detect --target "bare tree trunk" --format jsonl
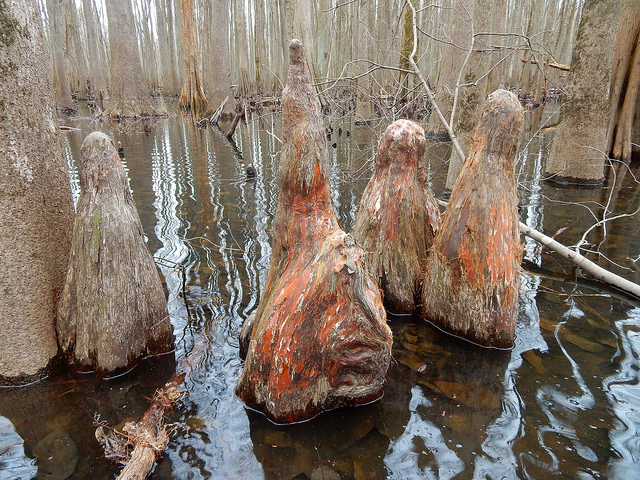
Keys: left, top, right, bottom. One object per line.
{"left": 0, "top": 0, "right": 74, "bottom": 383}
{"left": 422, "top": 90, "right": 524, "bottom": 348}
{"left": 545, "top": 0, "right": 622, "bottom": 183}
{"left": 56, "top": 132, "right": 173, "bottom": 374}
{"left": 202, "top": 0, "right": 230, "bottom": 113}
{"left": 353, "top": 120, "right": 440, "bottom": 313}
{"left": 102, "top": 0, "right": 158, "bottom": 118}
{"left": 82, "top": 0, "right": 107, "bottom": 107}
{"left": 179, "top": 0, "right": 208, "bottom": 117}
{"left": 46, "top": 0, "right": 75, "bottom": 112}
{"left": 236, "top": 41, "right": 392, "bottom": 424}
{"left": 606, "top": 0, "right": 640, "bottom": 163}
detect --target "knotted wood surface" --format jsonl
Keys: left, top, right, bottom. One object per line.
{"left": 57, "top": 132, "right": 173, "bottom": 374}
{"left": 421, "top": 89, "right": 524, "bottom": 348}
{"left": 236, "top": 40, "right": 392, "bottom": 424}
{"left": 353, "top": 119, "right": 440, "bottom": 313}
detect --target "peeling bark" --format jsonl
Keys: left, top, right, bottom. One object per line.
{"left": 57, "top": 132, "right": 174, "bottom": 374}
{"left": 236, "top": 40, "right": 392, "bottom": 424}
{"left": 421, "top": 89, "right": 524, "bottom": 348}
{"left": 353, "top": 120, "right": 440, "bottom": 313}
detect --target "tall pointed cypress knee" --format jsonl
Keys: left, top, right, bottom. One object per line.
{"left": 57, "top": 132, "right": 174, "bottom": 374}
{"left": 353, "top": 120, "right": 440, "bottom": 313}
{"left": 421, "top": 90, "right": 524, "bottom": 348}
{"left": 236, "top": 40, "right": 392, "bottom": 424}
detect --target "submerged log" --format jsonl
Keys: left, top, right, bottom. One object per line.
{"left": 353, "top": 120, "right": 440, "bottom": 313}
{"left": 421, "top": 89, "right": 524, "bottom": 348}
{"left": 57, "top": 132, "right": 174, "bottom": 374}
{"left": 236, "top": 40, "right": 392, "bottom": 424}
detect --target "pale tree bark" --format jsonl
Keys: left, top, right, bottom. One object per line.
{"left": 65, "top": 0, "right": 89, "bottom": 100}
{"left": 606, "top": 0, "right": 640, "bottom": 163}
{"left": 0, "top": 0, "right": 74, "bottom": 383}
{"left": 202, "top": 0, "right": 230, "bottom": 112}
{"left": 285, "top": 0, "right": 318, "bottom": 83}
{"left": 179, "top": 0, "right": 207, "bottom": 117}
{"left": 157, "top": 0, "right": 181, "bottom": 96}
{"left": 82, "top": 0, "right": 107, "bottom": 106}
{"left": 46, "top": 0, "right": 74, "bottom": 112}
{"left": 102, "top": 0, "right": 158, "bottom": 117}
{"left": 545, "top": 0, "right": 622, "bottom": 184}
{"left": 354, "top": 1, "right": 373, "bottom": 121}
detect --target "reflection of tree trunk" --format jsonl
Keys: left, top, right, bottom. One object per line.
{"left": 0, "top": 1, "right": 74, "bottom": 382}
{"left": 422, "top": 90, "right": 524, "bottom": 348}
{"left": 103, "top": 0, "right": 157, "bottom": 118}
{"left": 606, "top": 1, "right": 640, "bottom": 163}
{"left": 236, "top": 41, "right": 391, "bottom": 424}
{"left": 179, "top": 0, "right": 208, "bottom": 117}
{"left": 545, "top": 0, "right": 621, "bottom": 183}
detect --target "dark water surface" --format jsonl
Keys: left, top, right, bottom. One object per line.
{"left": 2, "top": 108, "right": 640, "bottom": 479}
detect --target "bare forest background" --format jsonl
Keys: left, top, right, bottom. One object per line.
{"left": 43, "top": 0, "right": 582, "bottom": 127}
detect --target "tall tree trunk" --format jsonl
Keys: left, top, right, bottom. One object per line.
{"left": 236, "top": 41, "right": 392, "bottom": 424}
{"left": 353, "top": 120, "right": 440, "bottom": 313}
{"left": 157, "top": 0, "right": 181, "bottom": 96}
{"left": 606, "top": 0, "right": 640, "bottom": 163}
{"left": 82, "top": 0, "right": 107, "bottom": 107}
{"left": 102, "top": 0, "right": 158, "bottom": 117}
{"left": 46, "top": 0, "right": 75, "bottom": 112}
{"left": 0, "top": 0, "right": 74, "bottom": 383}
{"left": 202, "top": 0, "right": 230, "bottom": 113}
{"left": 545, "top": 0, "right": 622, "bottom": 183}
{"left": 421, "top": 90, "right": 524, "bottom": 348}
{"left": 56, "top": 132, "right": 174, "bottom": 374}
{"left": 179, "top": 0, "right": 208, "bottom": 117}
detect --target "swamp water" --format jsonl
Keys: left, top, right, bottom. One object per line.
{"left": 1, "top": 109, "right": 640, "bottom": 479}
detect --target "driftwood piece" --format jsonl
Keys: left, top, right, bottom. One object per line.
{"left": 236, "top": 40, "right": 392, "bottom": 424}
{"left": 353, "top": 120, "right": 440, "bottom": 313}
{"left": 57, "top": 132, "right": 173, "bottom": 374}
{"left": 421, "top": 89, "right": 524, "bottom": 348}
{"left": 96, "top": 335, "right": 209, "bottom": 480}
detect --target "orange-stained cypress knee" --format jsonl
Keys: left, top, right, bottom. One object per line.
{"left": 353, "top": 119, "right": 440, "bottom": 313}
{"left": 421, "top": 89, "right": 524, "bottom": 348}
{"left": 236, "top": 40, "right": 392, "bottom": 424}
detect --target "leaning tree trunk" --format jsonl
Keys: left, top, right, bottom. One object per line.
{"left": 236, "top": 40, "right": 392, "bottom": 424}
{"left": 353, "top": 119, "right": 440, "bottom": 313}
{"left": 0, "top": 0, "right": 74, "bottom": 383}
{"left": 421, "top": 89, "right": 524, "bottom": 348}
{"left": 57, "top": 132, "right": 174, "bottom": 374}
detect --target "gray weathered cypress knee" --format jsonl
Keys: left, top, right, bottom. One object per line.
{"left": 57, "top": 132, "right": 174, "bottom": 374}
{"left": 353, "top": 119, "right": 441, "bottom": 313}
{"left": 421, "top": 89, "right": 524, "bottom": 348}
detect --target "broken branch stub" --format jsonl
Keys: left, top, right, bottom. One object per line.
{"left": 421, "top": 89, "right": 524, "bottom": 348}
{"left": 353, "top": 119, "right": 440, "bottom": 313}
{"left": 57, "top": 132, "right": 174, "bottom": 374}
{"left": 236, "top": 40, "right": 392, "bottom": 424}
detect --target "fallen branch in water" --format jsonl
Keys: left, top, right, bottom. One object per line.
{"left": 96, "top": 334, "right": 210, "bottom": 479}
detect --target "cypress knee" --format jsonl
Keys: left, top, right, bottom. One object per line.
{"left": 57, "top": 132, "right": 174, "bottom": 374}
{"left": 421, "top": 89, "right": 524, "bottom": 348}
{"left": 236, "top": 40, "right": 392, "bottom": 424}
{"left": 353, "top": 120, "right": 440, "bottom": 313}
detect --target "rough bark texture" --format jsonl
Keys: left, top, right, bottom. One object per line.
{"left": 606, "top": 0, "right": 640, "bottom": 163}
{"left": 236, "top": 40, "right": 392, "bottom": 424}
{"left": 56, "top": 132, "right": 173, "bottom": 374}
{"left": 545, "top": 0, "right": 622, "bottom": 184}
{"left": 102, "top": 0, "right": 158, "bottom": 117}
{"left": 421, "top": 89, "right": 524, "bottom": 348}
{"left": 353, "top": 120, "right": 440, "bottom": 313}
{"left": 178, "top": 0, "right": 208, "bottom": 117}
{"left": 0, "top": 0, "right": 74, "bottom": 383}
